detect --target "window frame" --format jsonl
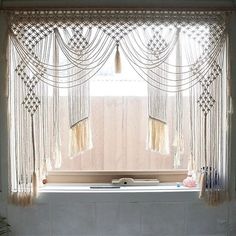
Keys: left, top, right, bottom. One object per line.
{"left": 45, "top": 170, "right": 188, "bottom": 184}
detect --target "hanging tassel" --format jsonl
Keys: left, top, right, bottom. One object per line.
{"left": 32, "top": 171, "right": 37, "bottom": 198}
{"left": 173, "top": 133, "right": 184, "bottom": 152}
{"left": 69, "top": 118, "right": 93, "bottom": 158}
{"left": 53, "top": 141, "right": 62, "bottom": 168}
{"left": 199, "top": 171, "right": 206, "bottom": 199}
{"left": 31, "top": 116, "right": 38, "bottom": 200}
{"left": 209, "top": 190, "right": 220, "bottom": 206}
{"left": 147, "top": 116, "right": 169, "bottom": 154}
{"left": 115, "top": 44, "right": 121, "bottom": 73}
{"left": 10, "top": 192, "right": 33, "bottom": 207}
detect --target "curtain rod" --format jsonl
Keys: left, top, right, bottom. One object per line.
{"left": 0, "top": 6, "right": 235, "bottom": 12}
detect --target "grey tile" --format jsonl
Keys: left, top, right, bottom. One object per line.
{"left": 96, "top": 202, "right": 119, "bottom": 236}
{"left": 118, "top": 202, "right": 141, "bottom": 236}
{"left": 52, "top": 202, "right": 96, "bottom": 236}
{"left": 229, "top": 230, "right": 236, "bottom": 236}
{"left": 0, "top": 201, "right": 7, "bottom": 216}
{"left": 186, "top": 202, "right": 228, "bottom": 235}
{"left": 10, "top": 235, "right": 51, "bottom": 236}
{"left": 52, "top": 235, "right": 96, "bottom": 236}
{"left": 141, "top": 203, "right": 185, "bottom": 236}
{"left": 228, "top": 201, "right": 236, "bottom": 234}
{"left": 187, "top": 234, "right": 227, "bottom": 236}
{"left": 8, "top": 203, "right": 50, "bottom": 236}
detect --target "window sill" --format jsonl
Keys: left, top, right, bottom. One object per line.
{"left": 37, "top": 183, "right": 200, "bottom": 204}
{"left": 40, "top": 183, "right": 199, "bottom": 193}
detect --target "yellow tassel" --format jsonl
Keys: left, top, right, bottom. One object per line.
{"left": 32, "top": 171, "right": 37, "bottom": 198}
{"left": 115, "top": 44, "right": 121, "bottom": 73}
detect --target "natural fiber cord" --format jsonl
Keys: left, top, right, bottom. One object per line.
{"left": 69, "top": 118, "right": 92, "bottom": 157}
{"left": 147, "top": 117, "right": 169, "bottom": 154}
{"left": 8, "top": 10, "right": 229, "bottom": 206}
{"left": 115, "top": 44, "right": 121, "bottom": 73}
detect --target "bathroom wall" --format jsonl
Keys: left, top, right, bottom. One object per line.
{"left": 0, "top": 191, "right": 236, "bottom": 236}
{"left": 0, "top": 0, "right": 236, "bottom": 235}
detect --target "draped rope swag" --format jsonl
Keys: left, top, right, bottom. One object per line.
{"left": 8, "top": 10, "right": 230, "bottom": 206}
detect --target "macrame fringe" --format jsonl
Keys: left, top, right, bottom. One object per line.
{"left": 198, "top": 172, "right": 226, "bottom": 206}
{"left": 32, "top": 171, "right": 37, "bottom": 198}
{"left": 147, "top": 116, "right": 169, "bottom": 154}
{"left": 173, "top": 133, "right": 184, "bottom": 168}
{"left": 206, "top": 190, "right": 221, "bottom": 206}
{"left": 199, "top": 172, "right": 206, "bottom": 199}
{"left": 9, "top": 172, "right": 38, "bottom": 207}
{"left": 10, "top": 192, "right": 33, "bottom": 207}
{"left": 173, "top": 134, "right": 184, "bottom": 152}
{"left": 52, "top": 144, "right": 62, "bottom": 168}
{"left": 69, "top": 118, "right": 92, "bottom": 157}
{"left": 202, "top": 190, "right": 225, "bottom": 206}
{"left": 115, "top": 44, "right": 121, "bottom": 73}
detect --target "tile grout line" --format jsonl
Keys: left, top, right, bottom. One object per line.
{"left": 184, "top": 201, "right": 188, "bottom": 236}
{"left": 49, "top": 199, "right": 53, "bottom": 236}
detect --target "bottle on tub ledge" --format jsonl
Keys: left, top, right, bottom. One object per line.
{"left": 182, "top": 170, "right": 197, "bottom": 188}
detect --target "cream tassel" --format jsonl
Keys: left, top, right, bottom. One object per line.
{"left": 115, "top": 44, "right": 121, "bottom": 73}
{"left": 147, "top": 116, "right": 169, "bottom": 154}
{"left": 69, "top": 118, "right": 92, "bottom": 158}
{"left": 32, "top": 171, "right": 37, "bottom": 198}
{"left": 31, "top": 116, "right": 38, "bottom": 200}
{"left": 199, "top": 171, "right": 206, "bottom": 199}
{"left": 10, "top": 192, "right": 33, "bottom": 207}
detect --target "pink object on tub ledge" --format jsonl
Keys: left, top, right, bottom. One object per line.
{"left": 183, "top": 175, "right": 196, "bottom": 187}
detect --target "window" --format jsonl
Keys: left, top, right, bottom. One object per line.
{"left": 47, "top": 53, "right": 189, "bottom": 183}
{"left": 51, "top": 54, "right": 190, "bottom": 170}
{"left": 8, "top": 10, "right": 230, "bottom": 205}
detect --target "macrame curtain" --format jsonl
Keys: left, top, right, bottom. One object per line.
{"left": 67, "top": 30, "right": 92, "bottom": 157}
{"left": 8, "top": 10, "right": 230, "bottom": 206}
{"left": 147, "top": 63, "right": 169, "bottom": 154}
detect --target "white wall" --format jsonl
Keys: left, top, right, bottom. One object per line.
{"left": 1, "top": 1, "right": 236, "bottom": 235}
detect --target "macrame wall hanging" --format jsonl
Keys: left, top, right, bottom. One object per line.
{"left": 147, "top": 63, "right": 169, "bottom": 154}
{"left": 66, "top": 27, "right": 92, "bottom": 157}
{"left": 8, "top": 10, "right": 229, "bottom": 206}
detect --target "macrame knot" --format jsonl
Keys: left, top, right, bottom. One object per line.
{"left": 115, "top": 44, "right": 121, "bottom": 73}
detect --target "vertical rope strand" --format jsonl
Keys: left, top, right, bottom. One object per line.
{"left": 31, "top": 116, "right": 37, "bottom": 198}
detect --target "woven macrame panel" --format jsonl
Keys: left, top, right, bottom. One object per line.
{"left": 9, "top": 10, "right": 226, "bottom": 89}
{"left": 8, "top": 10, "right": 229, "bottom": 206}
